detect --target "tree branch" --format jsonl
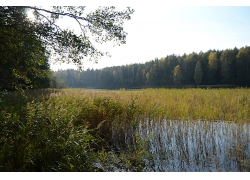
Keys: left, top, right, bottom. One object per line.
{"left": 23, "top": 6, "right": 90, "bottom": 23}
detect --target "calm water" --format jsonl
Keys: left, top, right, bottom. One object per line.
{"left": 109, "top": 119, "right": 250, "bottom": 172}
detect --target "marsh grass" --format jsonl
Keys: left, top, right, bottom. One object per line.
{"left": 0, "top": 88, "right": 250, "bottom": 171}
{"left": 51, "top": 88, "right": 250, "bottom": 123}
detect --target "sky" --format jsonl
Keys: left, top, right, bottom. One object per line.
{"left": 8, "top": 0, "right": 250, "bottom": 71}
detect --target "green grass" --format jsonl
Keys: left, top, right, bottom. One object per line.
{"left": 0, "top": 88, "right": 249, "bottom": 171}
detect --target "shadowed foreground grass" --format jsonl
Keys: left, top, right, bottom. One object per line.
{"left": 0, "top": 88, "right": 249, "bottom": 171}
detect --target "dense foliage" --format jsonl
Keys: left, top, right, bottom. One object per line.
{"left": 0, "top": 7, "right": 50, "bottom": 91}
{"left": 52, "top": 46, "right": 250, "bottom": 89}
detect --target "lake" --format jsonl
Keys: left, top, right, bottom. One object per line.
{"left": 102, "top": 119, "right": 250, "bottom": 172}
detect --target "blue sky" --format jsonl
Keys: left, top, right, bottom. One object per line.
{"left": 11, "top": 1, "right": 250, "bottom": 71}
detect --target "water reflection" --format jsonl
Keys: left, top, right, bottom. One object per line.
{"left": 112, "top": 119, "right": 250, "bottom": 171}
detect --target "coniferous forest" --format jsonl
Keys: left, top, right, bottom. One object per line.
{"left": 52, "top": 46, "right": 250, "bottom": 89}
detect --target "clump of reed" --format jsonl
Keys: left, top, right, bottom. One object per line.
{"left": 0, "top": 89, "right": 148, "bottom": 171}
{"left": 0, "top": 91, "right": 100, "bottom": 171}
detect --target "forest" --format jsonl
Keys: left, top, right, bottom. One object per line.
{"left": 52, "top": 46, "right": 250, "bottom": 89}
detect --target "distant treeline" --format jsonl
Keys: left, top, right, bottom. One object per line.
{"left": 51, "top": 46, "right": 250, "bottom": 89}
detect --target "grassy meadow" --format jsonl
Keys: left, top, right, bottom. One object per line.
{"left": 0, "top": 88, "right": 250, "bottom": 171}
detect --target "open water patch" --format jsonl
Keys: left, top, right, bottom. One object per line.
{"left": 109, "top": 119, "right": 250, "bottom": 171}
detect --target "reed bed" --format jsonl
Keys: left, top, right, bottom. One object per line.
{"left": 0, "top": 88, "right": 249, "bottom": 171}
{"left": 47, "top": 88, "right": 250, "bottom": 123}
